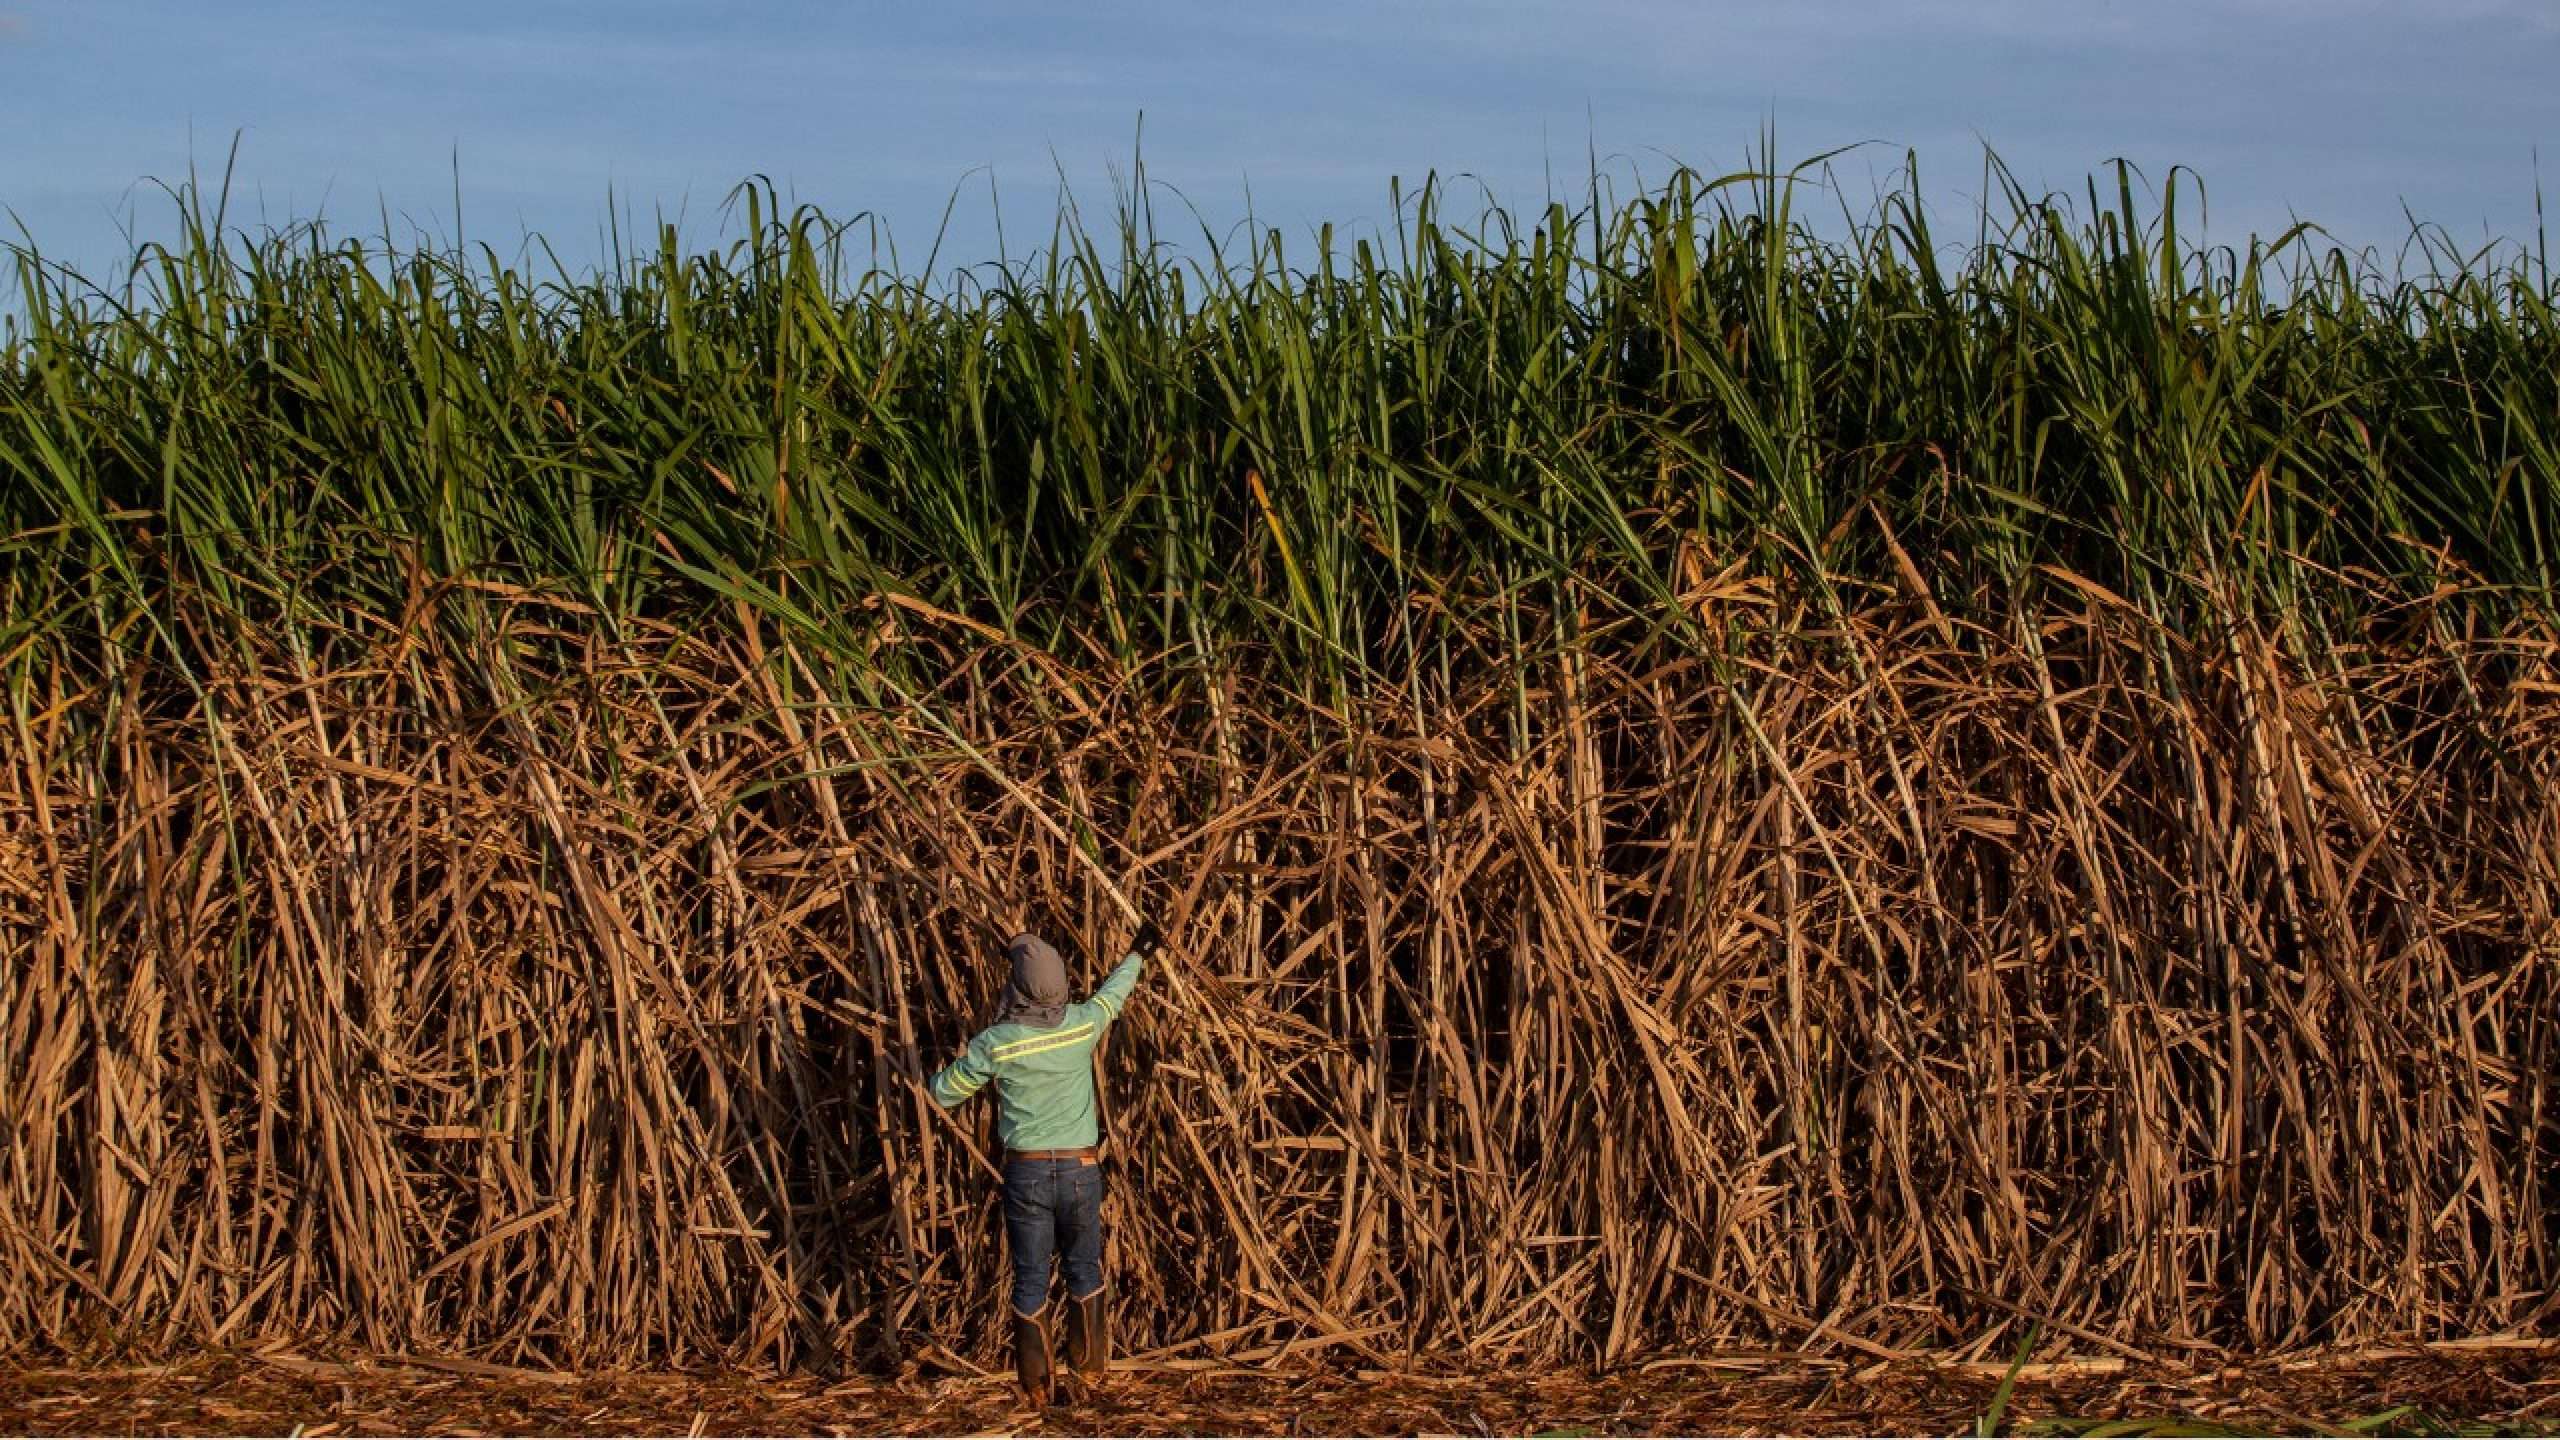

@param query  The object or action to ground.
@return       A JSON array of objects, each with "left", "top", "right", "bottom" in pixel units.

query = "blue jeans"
[{"left": 1001, "top": 1157, "right": 1104, "bottom": 1318}]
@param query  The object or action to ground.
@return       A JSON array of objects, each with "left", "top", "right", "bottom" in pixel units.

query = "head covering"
[{"left": 995, "top": 931, "right": 1071, "bottom": 1029}]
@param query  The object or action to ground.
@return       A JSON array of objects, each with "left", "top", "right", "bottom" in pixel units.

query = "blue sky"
[{"left": 3, "top": 0, "right": 2554, "bottom": 281}]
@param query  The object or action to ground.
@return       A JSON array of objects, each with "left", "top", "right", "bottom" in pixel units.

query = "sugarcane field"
[{"left": 3, "top": 10, "right": 2558, "bottom": 1434}]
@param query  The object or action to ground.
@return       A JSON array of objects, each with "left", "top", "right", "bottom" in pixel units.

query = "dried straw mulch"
[{"left": 5, "top": 1343, "right": 2556, "bottom": 1436}]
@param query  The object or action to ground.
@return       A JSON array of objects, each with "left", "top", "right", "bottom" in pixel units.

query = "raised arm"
[
  {"left": 1087, "top": 952, "right": 1145, "bottom": 1023},
  {"left": 929, "top": 1029, "right": 1000, "bottom": 1109}
]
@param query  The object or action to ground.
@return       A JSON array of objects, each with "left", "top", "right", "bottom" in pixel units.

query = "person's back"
[
  {"left": 928, "top": 925, "right": 1153, "bottom": 1407},
  {"left": 930, "top": 958, "right": 1139, "bottom": 1152}
]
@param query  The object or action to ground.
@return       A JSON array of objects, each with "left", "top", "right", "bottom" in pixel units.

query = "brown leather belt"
[{"left": 1007, "top": 1147, "right": 1097, "bottom": 1164}]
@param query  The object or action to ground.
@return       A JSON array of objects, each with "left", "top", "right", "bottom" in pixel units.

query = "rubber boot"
[
  {"left": 1066, "top": 1287, "right": 1111, "bottom": 1380},
  {"left": 1013, "top": 1309, "right": 1053, "bottom": 1408}
]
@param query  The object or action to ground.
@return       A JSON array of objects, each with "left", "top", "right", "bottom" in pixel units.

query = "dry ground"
[{"left": 4, "top": 1345, "right": 2556, "bottom": 1436}]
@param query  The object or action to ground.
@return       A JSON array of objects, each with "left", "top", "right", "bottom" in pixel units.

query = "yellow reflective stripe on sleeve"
[
  {"left": 991, "top": 1023, "right": 1095, "bottom": 1062},
  {"left": 1095, "top": 993, "right": 1121, "bottom": 1020}
]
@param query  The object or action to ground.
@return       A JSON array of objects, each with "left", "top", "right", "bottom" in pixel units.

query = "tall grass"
[
  {"left": 8, "top": 157, "right": 2555, "bottom": 674},
  {"left": 0, "top": 156, "right": 2554, "bottom": 1368}
]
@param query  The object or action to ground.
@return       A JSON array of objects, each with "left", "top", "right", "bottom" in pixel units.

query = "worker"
[{"left": 929, "top": 921, "right": 1157, "bottom": 1406}]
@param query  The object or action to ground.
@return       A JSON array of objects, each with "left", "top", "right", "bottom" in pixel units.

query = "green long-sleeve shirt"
[{"left": 929, "top": 953, "right": 1144, "bottom": 1151}]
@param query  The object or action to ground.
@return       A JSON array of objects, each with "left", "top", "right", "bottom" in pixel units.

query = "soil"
[{"left": 3, "top": 1345, "right": 2555, "bottom": 1436}]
